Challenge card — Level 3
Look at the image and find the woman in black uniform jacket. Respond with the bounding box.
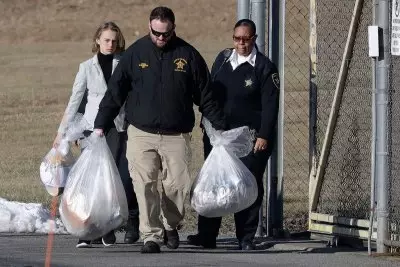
[187,19,280,250]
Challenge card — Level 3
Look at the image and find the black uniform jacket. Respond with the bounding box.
[94,35,225,134]
[210,49,280,141]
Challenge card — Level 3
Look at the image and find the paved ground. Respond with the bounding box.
[1,233,399,267]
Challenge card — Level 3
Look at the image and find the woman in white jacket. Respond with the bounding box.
[53,21,139,248]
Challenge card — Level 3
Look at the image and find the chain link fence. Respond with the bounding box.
[282,0,310,232]
[313,0,372,219]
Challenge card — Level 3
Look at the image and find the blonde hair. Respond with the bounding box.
[92,21,125,53]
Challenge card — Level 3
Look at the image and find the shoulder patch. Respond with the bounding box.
[272,73,280,88]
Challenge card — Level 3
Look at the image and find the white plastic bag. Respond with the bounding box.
[59,134,128,240]
[40,114,90,196]
[58,113,91,155]
[39,148,74,196]
[190,118,258,218]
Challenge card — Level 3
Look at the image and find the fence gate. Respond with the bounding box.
[308,0,374,242]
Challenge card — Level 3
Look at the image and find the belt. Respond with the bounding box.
[131,124,185,136]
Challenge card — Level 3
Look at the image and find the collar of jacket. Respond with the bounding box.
[92,53,120,74]
[228,47,257,71]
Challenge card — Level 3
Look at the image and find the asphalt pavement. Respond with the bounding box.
[0,232,399,267]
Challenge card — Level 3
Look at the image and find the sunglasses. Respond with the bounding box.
[233,35,256,43]
[151,27,174,38]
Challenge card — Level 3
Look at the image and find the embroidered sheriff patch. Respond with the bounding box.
[244,78,253,88]
[139,63,149,69]
[174,58,187,72]
[272,73,280,88]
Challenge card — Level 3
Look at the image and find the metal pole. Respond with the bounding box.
[238,0,250,20]
[277,0,285,238]
[267,0,285,237]
[250,0,267,237]
[376,0,390,254]
[368,0,378,256]
[308,0,317,239]
[251,0,266,54]
[309,0,317,181]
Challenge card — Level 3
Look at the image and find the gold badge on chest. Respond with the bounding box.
[174,58,187,72]
[139,62,149,69]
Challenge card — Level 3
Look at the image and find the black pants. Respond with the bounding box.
[197,133,271,242]
[83,128,139,217]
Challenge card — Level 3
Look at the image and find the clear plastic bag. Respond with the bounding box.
[190,118,258,218]
[58,114,91,155]
[39,148,74,196]
[59,134,128,240]
[40,114,90,196]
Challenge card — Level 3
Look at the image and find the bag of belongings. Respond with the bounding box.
[39,114,89,196]
[39,148,74,196]
[59,134,128,240]
[191,117,258,218]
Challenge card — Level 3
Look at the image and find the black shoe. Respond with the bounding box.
[164,229,179,249]
[102,231,116,247]
[76,240,91,248]
[239,240,256,251]
[124,216,140,244]
[186,234,201,246]
[141,241,161,253]
[187,234,216,249]
[91,237,102,244]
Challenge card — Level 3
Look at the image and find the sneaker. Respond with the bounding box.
[164,229,179,249]
[91,237,102,244]
[76,240,91,248]
[140,241,161,253]
[187,234,216,249]
[102,231,116,247]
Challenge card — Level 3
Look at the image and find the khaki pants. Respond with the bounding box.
[126,125,192,244]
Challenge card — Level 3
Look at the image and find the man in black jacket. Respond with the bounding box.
[94,6,225,253]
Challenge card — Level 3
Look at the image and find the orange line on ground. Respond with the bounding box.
[45,196,58,267]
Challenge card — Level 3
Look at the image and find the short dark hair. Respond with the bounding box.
[234,19,257,36]
[149,6,175,24]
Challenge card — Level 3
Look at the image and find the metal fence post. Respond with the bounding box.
[368,0,378,256]
[238,0,250,20]
[267,0,285,237]
[250,0,267,237]
[309,0,318,182]
[251,0,266,55]
[376,0,390,254]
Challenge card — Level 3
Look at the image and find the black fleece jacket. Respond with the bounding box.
[94,35,226,134]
